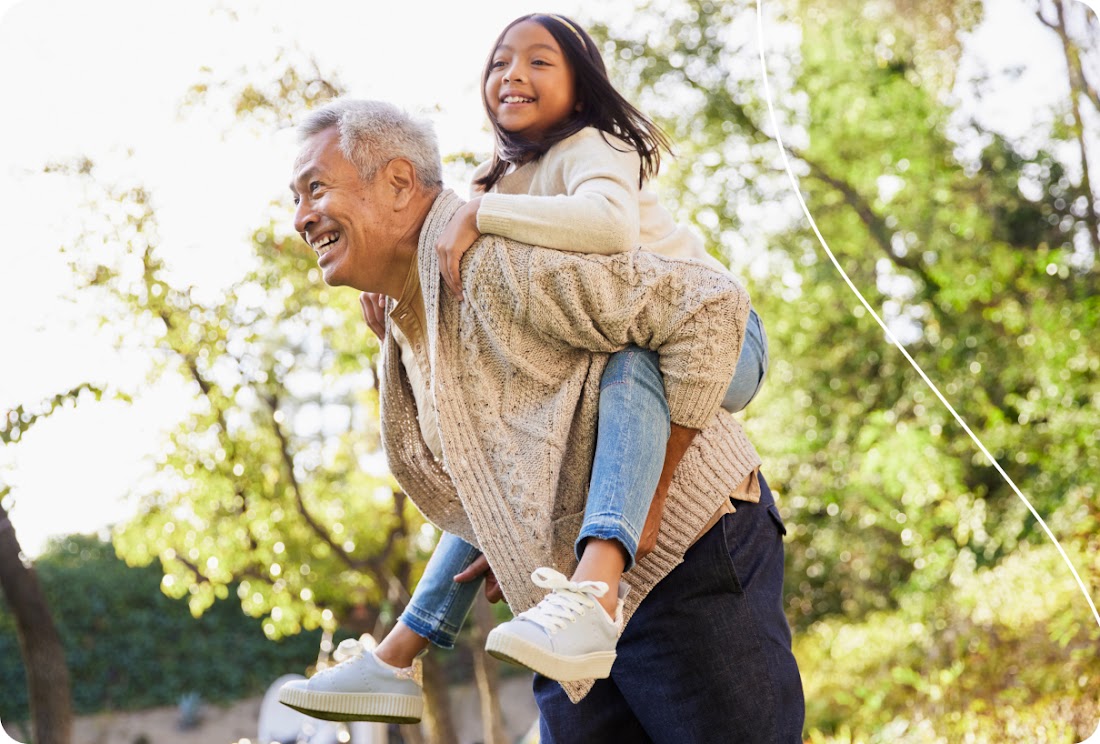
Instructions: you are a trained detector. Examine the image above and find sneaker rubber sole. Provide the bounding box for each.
[278,685,423,724]
[485,627,616,681]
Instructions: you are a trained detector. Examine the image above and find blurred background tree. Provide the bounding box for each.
[591,0,1099,739]
[0,386,102,744]
[47,57,479,744]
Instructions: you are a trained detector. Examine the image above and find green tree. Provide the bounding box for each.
[588,0,1099,738]
[1,385,103,744]
[56,56,471,744]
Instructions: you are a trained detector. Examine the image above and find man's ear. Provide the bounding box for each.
[384,158,418,209]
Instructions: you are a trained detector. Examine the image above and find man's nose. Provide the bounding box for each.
[293,198,316,237]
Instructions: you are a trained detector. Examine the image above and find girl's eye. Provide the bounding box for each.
[490,59,506,69]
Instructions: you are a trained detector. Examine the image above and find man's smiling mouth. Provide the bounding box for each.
[311,233,340,257]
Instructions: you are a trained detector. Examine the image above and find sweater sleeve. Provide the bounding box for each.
[476,130,642,255]
[520,247,750,429]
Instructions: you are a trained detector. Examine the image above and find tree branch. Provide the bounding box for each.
[676,69,943,295]
[1051,0,1100,253]
[260,389,368,571]
[155,308,260,552]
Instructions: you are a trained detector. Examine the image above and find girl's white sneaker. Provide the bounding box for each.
[278,636,423,723]
[485,567,625,682]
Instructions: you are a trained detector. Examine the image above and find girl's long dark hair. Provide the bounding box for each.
[476,14,671,193]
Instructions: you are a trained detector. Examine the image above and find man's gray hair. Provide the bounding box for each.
[298,99,442,188]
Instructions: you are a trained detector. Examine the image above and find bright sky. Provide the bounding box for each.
[0,0,1086,558]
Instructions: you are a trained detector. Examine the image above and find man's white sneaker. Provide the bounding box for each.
[485,567,624,682]
[278,636,423,723]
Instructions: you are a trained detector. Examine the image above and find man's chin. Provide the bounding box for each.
[319,261,347,288]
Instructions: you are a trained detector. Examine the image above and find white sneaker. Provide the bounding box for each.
[485,567,624,682]
[278,636,423,723]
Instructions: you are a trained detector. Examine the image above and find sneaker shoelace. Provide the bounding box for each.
[518,567,610,634]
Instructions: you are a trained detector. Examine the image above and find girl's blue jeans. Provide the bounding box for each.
[398,309,769,648]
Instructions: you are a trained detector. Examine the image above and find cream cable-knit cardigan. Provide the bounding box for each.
[380,189,761,700]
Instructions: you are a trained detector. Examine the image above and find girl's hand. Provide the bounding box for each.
[359,291,388,340]
[435,197,482,302]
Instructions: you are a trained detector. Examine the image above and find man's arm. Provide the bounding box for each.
[516,247,747,560]
[637,423,697,560]
[520,247,751,430]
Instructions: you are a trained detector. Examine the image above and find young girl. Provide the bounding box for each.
[282,13,768,723]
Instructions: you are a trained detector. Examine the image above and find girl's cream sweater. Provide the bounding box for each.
[474,127,726,272]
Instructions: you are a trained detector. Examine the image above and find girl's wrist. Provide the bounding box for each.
[466,196,482,234]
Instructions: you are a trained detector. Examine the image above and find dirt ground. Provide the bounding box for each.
[3,696,262,744]
[2,676,539,744]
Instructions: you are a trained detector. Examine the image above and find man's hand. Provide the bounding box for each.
[635,423,699,561]
[453,553,502,603]
[435,197,481,302]
[360,291,387,340]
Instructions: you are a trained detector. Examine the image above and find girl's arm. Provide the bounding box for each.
[435,161,492,300]
[437,131,644,299]
[476,129,642,255]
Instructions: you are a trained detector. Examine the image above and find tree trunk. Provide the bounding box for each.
[470,594,508,744]
[1042,0,1100,254]
[0,504,73,744]
[410,651,457,744]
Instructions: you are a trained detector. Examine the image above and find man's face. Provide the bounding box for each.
[291,126,392,291]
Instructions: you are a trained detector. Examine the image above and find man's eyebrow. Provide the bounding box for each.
[289,166,319,193]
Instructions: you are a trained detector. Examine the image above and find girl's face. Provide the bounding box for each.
[485,20,578,143]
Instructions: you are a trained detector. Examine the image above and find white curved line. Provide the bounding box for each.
[0,714,25,744]
[752,2,1100,740]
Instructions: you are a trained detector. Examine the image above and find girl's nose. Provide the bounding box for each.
[504,62,525,83]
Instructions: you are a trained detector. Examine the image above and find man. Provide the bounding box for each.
[281,99,803,742]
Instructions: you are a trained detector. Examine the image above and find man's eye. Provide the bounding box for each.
[292,196,300,206]
[309,181,321,193]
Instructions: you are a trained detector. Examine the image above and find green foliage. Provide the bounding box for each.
[586,0,1099,738]
[56,59,436,643]
[0,535,322,720]
[1,384,104,446]
[797,539,1100,742]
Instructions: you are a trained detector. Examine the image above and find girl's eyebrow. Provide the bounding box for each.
[494,43,561,55]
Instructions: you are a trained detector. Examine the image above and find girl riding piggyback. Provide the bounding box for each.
[282,13,768,724]
[438,13,769,676]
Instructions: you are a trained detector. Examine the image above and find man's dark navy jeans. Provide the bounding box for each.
[534,473,805,743]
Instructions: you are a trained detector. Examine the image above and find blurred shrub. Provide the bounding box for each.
[797,539,1100,742]
[0,534,322,720]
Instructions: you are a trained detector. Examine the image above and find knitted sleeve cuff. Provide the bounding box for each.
[476,193,519,237]
[666,379,732,430]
